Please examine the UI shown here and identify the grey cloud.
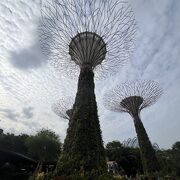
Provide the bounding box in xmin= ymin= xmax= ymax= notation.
xmin=9 ymin=42 xmax=48 ymax=70
xmin=0 ymin=106 xmax=34 ymax=121
xmin=0 ymin=108 xmax=20 ymax=121
xmin=20 ymin=120 xmax=40 ymax=130
xmin=22 ymin=106 xmax=34 ymax=119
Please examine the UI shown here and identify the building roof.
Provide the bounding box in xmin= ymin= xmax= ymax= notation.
xmin=0 ymin=149 xmax=37 ymax=166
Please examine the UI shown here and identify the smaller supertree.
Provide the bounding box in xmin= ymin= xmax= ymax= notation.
xmin=123 ymin=137 xmax=160 ymax=150
xmin=103 ymin=80 xmax=163 ymax=177
xmin=51 ymin=97 xmax=73 ymax=120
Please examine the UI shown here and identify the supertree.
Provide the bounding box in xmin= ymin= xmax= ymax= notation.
xmin=123 ymin=137 xmax=139 ymax=148
xmin=51 ymin=97 xmax=74 ymax=121
xmin=123 ymin=137 xmax=160 ymax=150
xmin=40 ymin=0 xmax=136 ymax=177
xmin=103 ymin=80 xmax=163 ymax=176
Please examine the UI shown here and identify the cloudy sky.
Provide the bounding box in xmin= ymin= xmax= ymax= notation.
xmin=0 ymin=0 xmax=179 ymax=149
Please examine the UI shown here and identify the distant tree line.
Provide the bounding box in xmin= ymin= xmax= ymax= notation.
xmin=0 ymin=128 xmax=180 ymax=178
xmin=0 ymin=128 xmax=62 ymax=163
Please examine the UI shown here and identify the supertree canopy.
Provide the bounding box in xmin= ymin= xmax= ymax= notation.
xmin=40 ymin=0 xmax=136 ymax=177
xmin=51 ymin=97 xmax=73 ymax=120
xmin=122 ymin=137 xmax=160 ymax=150
xmin=104 ymin=80 xmax=162 ymax=115
xmin=40 ymin=0 xmax=136 ymax=77
xmin=103 ymin=80 xmax=163 ymax=176
xmin=122 ymin=137 xmax=139 ymax=148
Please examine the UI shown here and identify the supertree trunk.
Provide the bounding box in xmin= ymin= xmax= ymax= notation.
xmin=132 ymin=113 xmax=160 ymax=176
xmin=57 ymin=65 xmax=106 ymax=177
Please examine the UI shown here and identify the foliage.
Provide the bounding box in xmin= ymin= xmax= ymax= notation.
xmin=106 ymin=141 xmax=142 ymax=177
xmin=51 ymin=174 xmax=115 ymax=180
xmin=34 ymin=170 xmax=54 ymax=180
xmin=133 ymin=115 xmax=160 ymax=176
xmin=106 ymin=141 xmax=122 ymax=149
xmin=172 ymin=141 xmax=180 ymax=151
xmin=157 ymin=142 xmax=180 ymax=178
xmin=25 ymin=129 xmax=62 ymax=162
xmin=106 ymin=140 xmax=180 ymax=179
xmin=35 ymin=172 xmax=45 ymax=180
xmin=1 ymin=127 xmax=180 ymax=178
xmin=0 ymin=129 xmax=28 ymax=154
xmin=0 ymin=128 xmax=61 ymax=162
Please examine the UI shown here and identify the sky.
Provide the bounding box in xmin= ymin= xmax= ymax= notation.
xmin=0 ymin=0 xmax=180 ymax=149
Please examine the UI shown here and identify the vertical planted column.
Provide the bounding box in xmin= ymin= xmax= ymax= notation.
xmin=133 ymin=114 xmax=160 ymax=175
xmin=58 ymin=65 xmax=106 ymax=176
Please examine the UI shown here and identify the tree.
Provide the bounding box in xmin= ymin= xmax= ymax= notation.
xmin=106 ymin=141 xmax=142 ymax=177
xmin=25 ymin=129 xmax=61 ymax=162
xmin=106 ymin=141 xmax=123 ymax=149
xmin=106 ymin=141 xmax=124 ymax=164
xmin=0 ymin=131 xmax=29 ymax=156
xmin=172 ymin=141 xmax=180 ymax=151
xmin=104 ymin=80 xmax=163 ymax=177
xmin=0 ymin=129 xmax=3 ymax=135
xmin=171 ymin=141 xmax=180 ymax=176
xmin=156 ymin=143 xmax=180 ymax=178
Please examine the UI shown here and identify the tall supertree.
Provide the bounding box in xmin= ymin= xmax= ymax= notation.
xmin=103 ymin=80 xmax=163 ymax=177
xmin=40 ymin=0 xmax=136 ymax=177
